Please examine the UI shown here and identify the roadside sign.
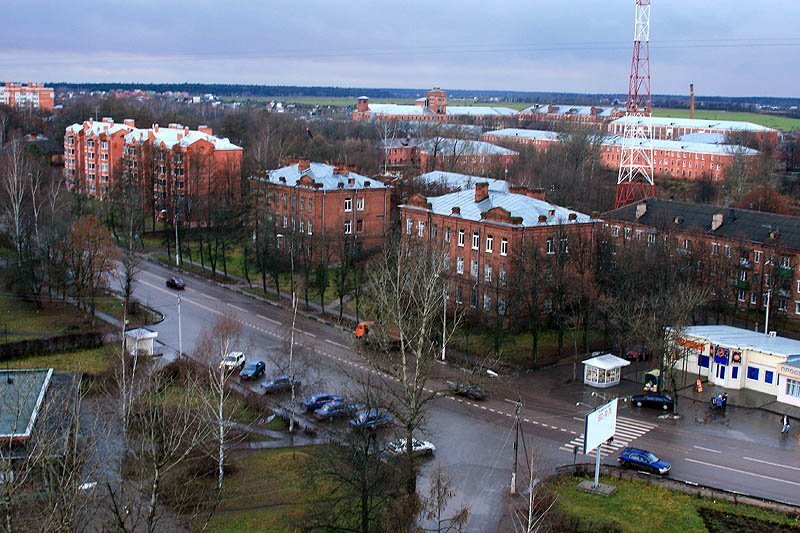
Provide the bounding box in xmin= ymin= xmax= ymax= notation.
xmin=583 ymin=398 xmax=618 ymax=454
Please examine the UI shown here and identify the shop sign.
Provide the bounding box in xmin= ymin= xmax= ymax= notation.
xmin=713 ymin=345 xmax=729 ymax=365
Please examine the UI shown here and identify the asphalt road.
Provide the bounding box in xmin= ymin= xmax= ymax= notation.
xmin=126 ymin=260 xmax=800 ymax=531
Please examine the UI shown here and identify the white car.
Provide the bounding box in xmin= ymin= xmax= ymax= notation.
xmin=387 ymin=438 xmax=436 ymax=457
xmin=219 ymin=351 xmax=245 ymax=371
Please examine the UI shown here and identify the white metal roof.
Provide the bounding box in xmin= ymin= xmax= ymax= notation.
xmin=125 ymin=328 xmax=158 ymax=340
xmin=682 ymin=325 xmax=800 ymax=358
xmin=259 ymin=162 xmax=386 ymax=191
xmin=485 ymin=128 xmax=563 ymax=141
xmin=582 ymin=353 xmax=631 ymax=370
xmin=124 ymin=127 xmax=241 ymax=151
xmin=446 ymin=105 xmax=517 ymax=116
xmin=66 ymin=121 xmax=134 ymax=137
xmin=419 ymin=137 xmax=518 ymax=156
xmin=415 ymin=171 xmax=509 ymax=193
xmin=367 ymin=103 xmax=516 ymax=117
xmin=611 ymin=115 xmax=776 ymax=133
xmin=677 ymin=132 xmax=727 ymax=144
xmin=520 ymin=104 xmax=622 ymax=117
xmin=602 ymin=135 xmax=759 ymax=155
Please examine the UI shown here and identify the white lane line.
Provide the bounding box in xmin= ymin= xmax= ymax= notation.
xmin=257 ymin=314 xmax=281 ymax=326
xmin=228 ymin=303 xmax=247 ymax=312
xmin=685 ymin=458 xmax=800 ymax=487
xmin=693 ymin=445 xmax=722 ymax=454
xmin=204 ymin=294 xmax=220 ymax=301
xmin=325 ymin=339 xmax=349 ymax=350
xmin=297 ymin=329 xmax=317 ymax=338
xmin=743 ymin=456 xmax=800 ymax=472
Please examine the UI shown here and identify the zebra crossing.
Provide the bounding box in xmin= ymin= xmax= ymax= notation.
xmin=559 ymin=416 xmax=658 ymax=458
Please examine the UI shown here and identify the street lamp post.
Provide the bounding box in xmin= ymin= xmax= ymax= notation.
xmin=174 ymin=213 xmax=180 ymax=266
xmin=442 ymin=281 xmax=447 ymax=361
xmin=764 ymin=288 xmax=772 ymax=335
xmin=177 ymin=295 xmax=182 ymax=359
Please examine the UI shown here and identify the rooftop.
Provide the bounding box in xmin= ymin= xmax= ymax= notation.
xmin=484 ymin=128 xmax=563 ymax=141
xmin=257 ymin=162 xmax=386 ymax=191
xmin=602 ymin=135 xmax=759 ymax=155
xmin=125 ymin=125 xmax=241 ymax=151
xmin=520 ymin=104 xmax=622 ymax=117
xmin=366 ymin=103 xmax=516 ymax=117
xmin=0 ymin=368 xmax=53 ymax=443
xmin=583 ymin=353 xmax=631 ymax=370
xmin=611 ymin=115 xmax=776 ymax=133
xmin=419 ymin=137 xmax=518 ymax=156
xmin=682 ymin=325 xmax=800 ymax=358
xmin=603 ymin=198 xmax=800 ymax=251
xmin=677 ymin=132 xmax=727 ymax=144
xmin=415 ymin=171 xmax=510 ymax=193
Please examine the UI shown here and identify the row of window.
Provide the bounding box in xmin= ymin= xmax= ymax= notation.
xmin=449 ymin=284 xmax=507 ymax=313
xmin=406 ymin=219 xmax=510 ymax=255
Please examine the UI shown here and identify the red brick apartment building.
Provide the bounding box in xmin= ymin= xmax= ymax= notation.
xmin=483 ymin=128 xmax=759 ymax=182
xmin=518 ymin=104 xmax=624 ymax=126
xmin=250 ymin=160 xmax=392 ymax=253
xmin=400 ymin=182 xmax=596 ymax=316
xmin=64 ymin=118 xmax=242 ymax=216
xmin=603 ymin=199 xmax=800 ymax=318
xmin=353 ymin=87 xmax=517 ymax=123
xmin=0 ymin=82 xmax=55 ymax=111
xmin=418 ymin=138 xmax=518 ymax=176
xmin=608 ymin=116 xmax=779 ymax=146
xmin=383 ymin=138 xmax=422 ymax=173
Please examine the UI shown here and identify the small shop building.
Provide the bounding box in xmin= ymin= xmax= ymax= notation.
xmin=582 ymin=353 xmax=630 ymax=388
xmin=673 ymin=325 xmax=800 ymax=405
xmin=124 ymin=328 xmax=158 ymax=356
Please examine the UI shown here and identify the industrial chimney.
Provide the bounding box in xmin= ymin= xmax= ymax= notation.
xmin=689 ymin=83 xmax=695 ymax=119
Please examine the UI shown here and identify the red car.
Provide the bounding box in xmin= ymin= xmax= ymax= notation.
xmin=166 ymin=277 xmax=186 ymax=290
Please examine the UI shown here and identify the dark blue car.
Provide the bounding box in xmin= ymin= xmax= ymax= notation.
xmin=314 ymin=400 xmax=356 ymax=421
xmin=618 ymin=447 xmax=671 ymax=475
xmin=301 ymin=393 xmax=342 ymax=412
xmin=349 ymin=409 xmax=391 ymax=429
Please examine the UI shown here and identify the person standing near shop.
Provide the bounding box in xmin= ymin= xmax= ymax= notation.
xmin=781 ymin=414 xmax=791 ymax=434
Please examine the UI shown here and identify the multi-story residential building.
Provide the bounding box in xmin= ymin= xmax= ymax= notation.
xmin=65 ymin=119 xmax=242 ymax=216
xmin=0 ymin=82 xmax=55 ymax=111
xmin=382 ymin=138 xmax=422 ymax=173
xmin=483 ymin=128 xmax=759 ymax=182
xmin=418 ymin=138 xmax=518 ymax=176
xmin=603 ymin=198 xmax=800 ymax=319
xmin=518 ymin=104 xmax=624 ymax=126
xmin=353 ymin=88 xmax=517 ymax=123
xmin=250 ymin=160 xmax=393 ymax=254
xmin=400 ymin=182 xmax=596 ymax=319
xmin=608 ymin=116 xmax=779 ymax=146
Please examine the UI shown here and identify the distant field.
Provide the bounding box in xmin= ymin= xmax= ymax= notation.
xmin=653 ymin=107 xmax=800 ymax=131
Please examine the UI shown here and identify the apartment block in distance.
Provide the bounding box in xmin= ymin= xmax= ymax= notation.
xmin=250 ymin=160 xmax=392 ymax=253
xmin=0 ymin=82 xmax=55 ymax=111
xmin=609 ymin=116 xmax=779 ymax=146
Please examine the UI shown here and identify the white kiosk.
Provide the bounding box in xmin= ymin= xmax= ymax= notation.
xmin=124 ymin=328 xmax=159 ymax=356
xmin=582 ymin=353 xmax=630 ymax=388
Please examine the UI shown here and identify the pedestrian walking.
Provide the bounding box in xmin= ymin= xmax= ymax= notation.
xmin=721 ymin=393 xmax=728 ymax=410
xmin=573 ymin=444 xmax=579 ymax=464
xmin=781 ymin=414 xmax=791 ymax=434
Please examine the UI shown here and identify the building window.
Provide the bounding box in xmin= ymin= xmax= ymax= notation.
xmin=282 ymin=216 xmax=288 ymax=228
xmin=458 ymin=230 xmax=465 ymax=247
xmin=610 ymin=225 xmax=620 ymax=237
xmin=484 ymin=265 xmax=492 ymax=283
xmin=299 ymin=220 xmax=304 ymax=233
xmin=432 ymin=224 xmax=438 ymax=239
xmin=711 ymin=242 xmax=719 ymax=255
xmin=737 ymin=289 xmax=746 ymax=302
xmin=787 ymin=378 xmax=800 ymax=398
xmin=344 ymin=220 xmax=352 ymax=234
xmin=747 ymin=366 xmax=759 ymax=381
xmin=483 ymin=293 xmax=491 ymax=311
xmin=546 ymin=237 xmax=555 ymax=255
xmin=739 ymin=271 xmax=747 ymax=282
xmin=781 ymin=256 xmax=792 ymax=268
xmin=444 ymin=227 xmax=451 ymax=243
xmin=308 ymin=221 xmax=313 ymax=235
xmin=443 ymin=253 xmax=450 ymax=269
xmin=406 ymin=218 xmax=413 ymax=235
xmin=486 ymin=235 xmax=493 ymax=253
xmin=299 ymin=198 xmax=304 ymax=210
xmin=308 ymin=198 xmax=313 ymax=211
xmin=455 ymin=285 xmax=463 ymax=304
xmin=754 ymin=250 xmax=762 ymax=263
xmin=732 ymin=366 xmax=739 ymax=380
xmin=698 ymin=355 xmax=710 ymax=368
xmin=647 ymin=233 xmax=656 ymax=245
xmin=356 ymin=219 xmax=364 ymax=233
xmin=499 ymin=269 xmax=507 ymax=286
xmin=357 ymin=197 xmax=365 ymax=211
xmin=624 ymin=227 xmax=632 ymax=240
xmin=750 ymin=292 xmax=758 ymax=305
xmin=765 ymin=370 xmax=774 ymax=384
xmin=725 ymin=245 xmax=732 ymax=258
xmin=779 ymin=299 xmax=788 ymax=312
xmin=456 ymin=257 xmax=464 ymax=274
xmin=418 ymin=220 xmax=425 ymax=237
xmin=472 ymin=232 xmax=479 ymax=250
xmin=470 ymin=288 xmax=478 ymax=308
xmin=470 ymin=260 xmax=478 ymax=278
xmin=560 ymin=237 xmax=568 ymax=254
xmin=500 ymin=238 xmax=508 ymax=256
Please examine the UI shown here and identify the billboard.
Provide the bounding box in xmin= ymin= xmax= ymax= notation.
xmin=583 ymin=398 xmax=618 ymax=454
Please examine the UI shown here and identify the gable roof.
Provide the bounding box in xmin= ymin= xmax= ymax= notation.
xmin=415 ymin=171 xmax=509 ymax=193
xmin=418 ymin=138 xmax=518 ymax=156
xmin=611 ymin=115 xmax=776 ymax=133
xmin=257 ymin=162 xmax=385 ymax=191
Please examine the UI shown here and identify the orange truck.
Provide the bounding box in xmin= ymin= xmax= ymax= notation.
xmin=355 ymin=321 xmax=402 ymax=346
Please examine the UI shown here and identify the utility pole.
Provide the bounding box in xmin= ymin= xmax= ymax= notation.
xmin=177 ymin=295 xmax=182 ymax=359
xmin=511 ymin=398 xmax=522 ymax=494
xmin=174 ymin=213 xmax=180 ymax=266
xmin=442 ymin=282 xmax=447 ymax=361
xmin=764 ymin=288 xmax=772 ymax=334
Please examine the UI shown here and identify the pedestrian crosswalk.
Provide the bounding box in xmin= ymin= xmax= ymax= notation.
xmin=559 ymin=416 xmax=658 ymax=458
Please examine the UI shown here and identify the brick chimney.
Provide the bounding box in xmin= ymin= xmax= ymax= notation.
xmin=123 ymin=118 xmax=135 ymax=127
xmin=509 ymin=185 xmax=546 ymax=201
xmin=198 ymin=125 xmax=213 ymax=136
xmin=689 ymin=84 xmax=696 ymax=119
xmin=102 ymin=117 xmax=113 ymax=124
xmin=711 ymin=212 xmax=723 ymax=231
xmin=538 ymin=214 xmax=548 ymax=223
xmin=297 ymin=159 xmax=310 ymax=172
xmin=635 ymin=202 xmax=647 ymax=220
xmin=357 ymin=96 xmax=369 ymax=113
xmin=475 ymin=182 xmax=489 ymax=203
xmin=153 ymin=123 xmax=159 ymax=133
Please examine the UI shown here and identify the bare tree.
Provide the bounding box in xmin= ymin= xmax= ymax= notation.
xmin=419 ymin=463 xmax=470 ymax=533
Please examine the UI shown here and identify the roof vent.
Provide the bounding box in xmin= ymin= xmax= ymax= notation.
xmin=768 ymin=331 xmax=777 ymax=338
xmin=279 ymin=176 xmax=286 ymax=183
xmin=337 ymin=182 xmax=344 ymax=189
xmin=568 ymin=213 xmax=577 ymax=221
xmin=712 ymin=212 xmax=723 ymax=231
xmin=769 ymin=229 xmax=780 ymax=240
xmin=364 ymin=181 xmax=371 ymax=187
xmin=635 ymin=202 xmax=647 ymax=220
xmin=674 ymin=216 xmax=684 ymax=225
xmin=451 ymin=206 xmax=461 ymax=215
xmin=538 ymin=215 xmax=548 ymax=223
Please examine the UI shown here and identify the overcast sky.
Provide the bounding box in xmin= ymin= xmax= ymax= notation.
xmin=2 ymin=0 xmax=798 ymax=97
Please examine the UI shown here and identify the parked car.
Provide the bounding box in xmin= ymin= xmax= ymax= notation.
xmin=165 ymin=277 xmax=186 ymax=290
xmin=301 ymin=393 xmax=342 ymax=412
xmin=260 ymin=376 xmax=301 ymax=394
xmin=239 ymin=360 xmax=266 ymax=381
xmin=387 ymin=438 xmax=436 ymax=457
xmin=631 ymin=392 xmax=674 ymax=411
xmin=625 ymin=344 xmax=646 ymax=361
xmin=618 ymin=447 xmax=671 ymax=475
xmin=447 ymin=381 xmax=487 ymax=401
xmin=314 ymin=400 xmax=357 ymax=421
xmin=219 ymin=351 xmax=246 ymax=371
xmin=349 ymin=409 xmax=391 ymax=429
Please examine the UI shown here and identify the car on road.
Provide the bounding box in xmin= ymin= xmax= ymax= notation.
xmin=349 ymin=409 xmax=391 ymax=429
xmin=301 ymin=393 xmax=342 ymax=412
xmin=314 ymin=399 xmax=357 ymax=421
xmin=618 ymin=446 xmax=671 ymax=475
xmin=386 ymin=438 xmax=436 ymax=457
xmin=219 ymin=351 xmax=246 ymax=371
xmin=631 ymin=392 xmax=674 ymax=411
xmin=260 ymin=376 xmax=301 ymax=394
xmin=447 ymin=381 xmax=487 ymax=401
xmin=239 ymin=360 xmax=266 ymax=381
xmin=165 ymin=277 xmax=186 ymax=290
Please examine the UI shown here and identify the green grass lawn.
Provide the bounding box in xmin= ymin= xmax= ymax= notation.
xmin=0 ymin=290 xmax=96 ymax=342
xmin=2 ymin=346 xmax=113 ymax=375
xmin=653 ymin=107 xmax=800 ymax=131
xmin=548 ymin=475 xmax=800 ymax=532
xmin=204 ymin=447 xmax=324 ymax=532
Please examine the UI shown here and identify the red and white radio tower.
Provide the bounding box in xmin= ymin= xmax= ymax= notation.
xmin=614 ymin=0 xmax=655 ymax=209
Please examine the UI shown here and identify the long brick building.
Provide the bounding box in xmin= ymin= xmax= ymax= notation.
xmin=250 ymin=160 xmax=392 ymax=254
xmin=0 ymin=82 xmax=55 ymax=111
xmin=518 ymin=104 xmax=624 ymax=127
xmin=608 ymin=116 xmax=779 ymax=146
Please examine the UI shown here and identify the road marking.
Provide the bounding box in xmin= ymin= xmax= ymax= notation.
xmin=228 ymin=303 xmax=247 ymax=312
xmin=257 ymin=314 xmax=282 ymax=325
xmin=296 ymin=329 xmax=317 ymax=338
xmin=325 ymin=339 xmax=349 ymax=349
xmin=685 ymin=458 xmax=800 ymax=487
xmin=693 ymin=445 xmax=722 ymax=454
xmin=743 ymin=456 xmax=800 ymax=472
xmin=204 ymin=294 xmax=219 ymax=301
xmin=560 ymin=417 xmax=656 ymax=457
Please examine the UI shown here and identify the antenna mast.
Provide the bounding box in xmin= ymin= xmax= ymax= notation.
xmin=615 ymin=0 xmax=654 ymax=208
